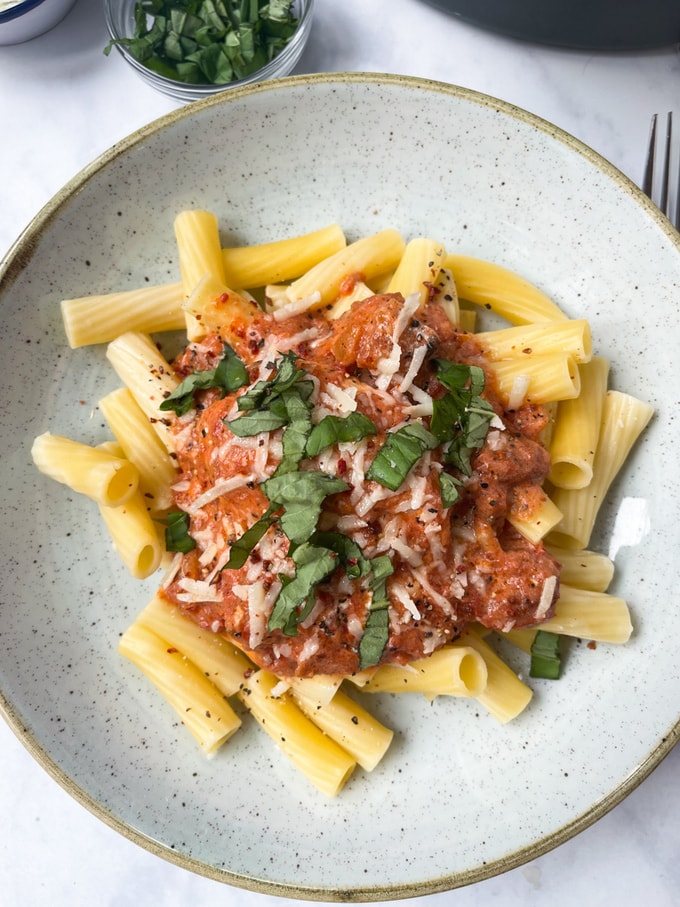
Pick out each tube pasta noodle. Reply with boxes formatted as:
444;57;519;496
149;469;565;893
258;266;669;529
475;319;592;364
282;228;406;307
221;223;347;288
326;279;376;320
457;633;533;724
289;674;344;707
118;621;242;756
360;645;488;698
549;390;654;549
236;670;357;798
61;282;186;349
94;441;166;579
31;213;654;796
536;584;633;644
137;594;253;696
174;209;231;340
507;489;563;544
544;545;614;592
292;687;394;772
180;275;260;339
106;332;179;452
99;387;178;515
98;491;164;579
175;209;228;293
31;432;139;507
548;356;610;490
486;352;581;404
386;237;446;307
446;253;568;324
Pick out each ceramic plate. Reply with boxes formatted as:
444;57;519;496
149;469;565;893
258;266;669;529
1;74;679;900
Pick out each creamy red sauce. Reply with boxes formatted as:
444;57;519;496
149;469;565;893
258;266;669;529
160;292;560;677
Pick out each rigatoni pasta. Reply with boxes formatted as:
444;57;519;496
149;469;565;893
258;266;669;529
30;214;653;796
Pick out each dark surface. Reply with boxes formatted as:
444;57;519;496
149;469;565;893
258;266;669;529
421;0;680;49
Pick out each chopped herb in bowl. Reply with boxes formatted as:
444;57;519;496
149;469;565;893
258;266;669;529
104;0;313;99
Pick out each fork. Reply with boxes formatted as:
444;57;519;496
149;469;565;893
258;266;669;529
643;112;680;228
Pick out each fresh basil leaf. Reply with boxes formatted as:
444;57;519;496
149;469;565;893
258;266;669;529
222;503;279;570
273;388;314;476
310;531;371;578
213;342;250;390
530;630;562;679
236;351;307;412
164;510;196;553
431;360;495;477
262;470;349;545
358;555;395;670
227;408;288;436
430;392;464;446
160;344;248;416
439;472;463;508
268;544;338;634
435;360;485;396
365;421;438;492
305;412;377;458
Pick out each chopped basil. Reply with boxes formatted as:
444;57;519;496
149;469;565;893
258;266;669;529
227;408;289;435
530;630;562;679
439;472;463;508
305;412;377;457
358;555;394;670
262;470;349;546
104;0;300;87
309;531;371;579
164;510;196;553
431;360;495;477
273;388;314;476
365;421;438;492
227;355;315;472
222;503;279;570
268;543;338;635
160;344;248;416
235;351;309;413
436;361;487;396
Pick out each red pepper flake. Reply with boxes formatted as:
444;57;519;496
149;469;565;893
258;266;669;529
337;458;348;475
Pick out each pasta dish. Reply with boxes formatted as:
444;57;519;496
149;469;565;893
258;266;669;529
31;215;653;796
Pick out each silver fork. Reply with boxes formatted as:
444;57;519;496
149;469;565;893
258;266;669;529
643;112;680;228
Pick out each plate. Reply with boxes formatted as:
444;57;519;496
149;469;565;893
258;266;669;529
1;73;679;899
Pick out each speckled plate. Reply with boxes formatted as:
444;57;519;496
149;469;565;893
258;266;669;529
1;73;679;900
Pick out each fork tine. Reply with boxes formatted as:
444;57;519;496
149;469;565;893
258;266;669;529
660;112;672;217
643;113;658;198
644;111;679;228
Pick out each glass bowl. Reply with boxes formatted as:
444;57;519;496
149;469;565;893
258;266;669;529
103;0;315;103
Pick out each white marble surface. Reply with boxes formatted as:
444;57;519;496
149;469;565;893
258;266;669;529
1;1;679;905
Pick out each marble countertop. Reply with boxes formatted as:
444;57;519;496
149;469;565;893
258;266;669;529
1;1;679;905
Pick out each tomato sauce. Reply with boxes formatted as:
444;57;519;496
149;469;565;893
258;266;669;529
161;292;560;677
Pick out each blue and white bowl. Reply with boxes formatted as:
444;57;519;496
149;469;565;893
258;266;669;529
0;0;76;45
